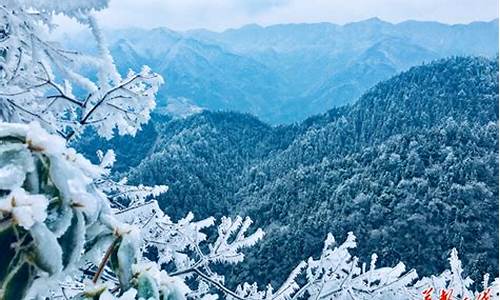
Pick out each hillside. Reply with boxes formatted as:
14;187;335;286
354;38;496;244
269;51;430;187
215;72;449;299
77;57;499;287
231;57;498;286
63;19;498;124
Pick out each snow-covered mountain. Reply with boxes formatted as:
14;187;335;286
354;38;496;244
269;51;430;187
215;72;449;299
76;56;499;286
63;18;498;123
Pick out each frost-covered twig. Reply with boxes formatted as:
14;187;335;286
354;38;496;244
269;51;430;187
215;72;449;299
0;0;162;140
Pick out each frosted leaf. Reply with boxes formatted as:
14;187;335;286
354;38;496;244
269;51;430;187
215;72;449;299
30;222;63;274
98;149;116;171
59;210;85;268
99;289;137;300
133;262;190;300
45;203;74;237
200;294;219;300
113;226;141;290
0;123;31;138
25;122;66;155
67;178;101;221
0;188;48;229
158;273;190;300
0;142;35;190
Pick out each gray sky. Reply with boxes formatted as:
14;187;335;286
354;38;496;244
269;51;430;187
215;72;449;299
55;0;499;32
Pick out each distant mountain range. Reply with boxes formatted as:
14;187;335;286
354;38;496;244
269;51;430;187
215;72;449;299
77;57;499;287
63;18;499;123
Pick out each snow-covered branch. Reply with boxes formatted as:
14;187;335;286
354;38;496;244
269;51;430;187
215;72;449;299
228;232;498;300
0;0;162;140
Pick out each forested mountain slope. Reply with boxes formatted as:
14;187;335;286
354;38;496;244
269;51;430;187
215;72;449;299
79;57;499;287
232;56;499;286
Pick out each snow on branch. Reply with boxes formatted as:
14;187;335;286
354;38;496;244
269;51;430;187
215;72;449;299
116;200;265;277
0;122;197;299
228;232;498;300
0;0;163;140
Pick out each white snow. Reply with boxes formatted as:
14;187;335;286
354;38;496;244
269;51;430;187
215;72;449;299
0;188;49;229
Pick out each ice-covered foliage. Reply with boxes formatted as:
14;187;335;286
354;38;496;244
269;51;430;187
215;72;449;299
230;233;498;300
0;0;162;140
116;201;265;297
0;121;261;299
0;120;259;300
0;122;132;297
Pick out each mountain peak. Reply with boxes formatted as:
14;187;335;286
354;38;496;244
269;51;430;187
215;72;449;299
227;23;263;33
345;17;392;27
364;17;385;23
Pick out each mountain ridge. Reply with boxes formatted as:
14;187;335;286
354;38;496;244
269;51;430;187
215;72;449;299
62;18;498;123
185;17;498;35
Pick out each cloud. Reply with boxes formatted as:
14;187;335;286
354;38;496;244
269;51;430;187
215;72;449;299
239;0;292;14
54;0;499;32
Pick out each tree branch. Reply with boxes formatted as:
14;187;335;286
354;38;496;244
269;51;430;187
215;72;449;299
93;238;120;283
193;268;248;300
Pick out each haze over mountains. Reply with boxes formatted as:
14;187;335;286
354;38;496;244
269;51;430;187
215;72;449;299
65;18;499;123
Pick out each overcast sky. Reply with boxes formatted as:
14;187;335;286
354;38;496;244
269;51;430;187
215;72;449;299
55;0;499;32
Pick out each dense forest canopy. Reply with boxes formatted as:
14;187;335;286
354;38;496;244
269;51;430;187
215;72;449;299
78;56;499;287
